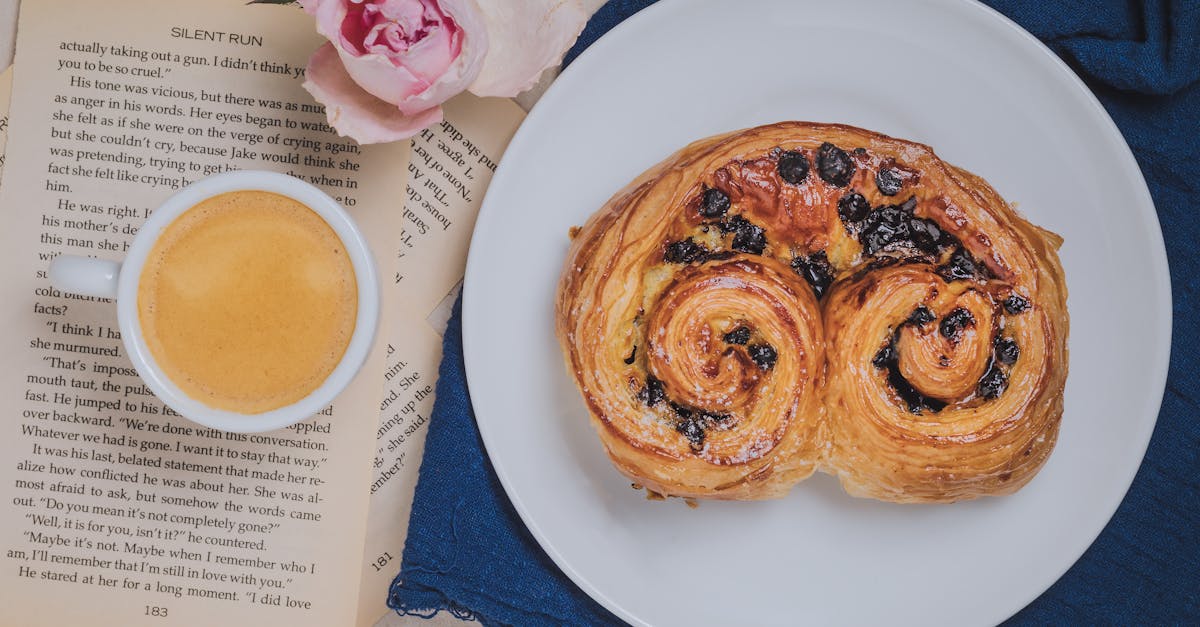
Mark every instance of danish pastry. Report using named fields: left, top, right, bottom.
left=555, top=122, right=1068, bottom=503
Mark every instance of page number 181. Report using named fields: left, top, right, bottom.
left=370, top=551, right=394, bottom=572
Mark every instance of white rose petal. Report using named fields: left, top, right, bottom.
left=467, top=0, right=589, bottom=97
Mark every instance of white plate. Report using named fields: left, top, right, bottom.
left=462, top=0, right=1171, bottom=625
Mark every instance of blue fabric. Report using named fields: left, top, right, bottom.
left=386, top=297, right=618, bottom=626
left=390, top=1, right=1200, bottom=624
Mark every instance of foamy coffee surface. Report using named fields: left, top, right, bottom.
left=138, top=191, right=357, bottom=414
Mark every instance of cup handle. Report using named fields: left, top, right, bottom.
left=48, top=255, right=122, bottom=300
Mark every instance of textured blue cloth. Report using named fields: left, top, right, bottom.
left=389, top=1, right=1200, bottom=624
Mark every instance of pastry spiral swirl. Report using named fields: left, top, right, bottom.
left=556, top=122, right=1068, bottom=502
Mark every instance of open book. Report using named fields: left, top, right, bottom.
left=0, top=1, right=523, bottom=625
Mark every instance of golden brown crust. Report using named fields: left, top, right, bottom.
left=555, top=122, right=1068, bottom=502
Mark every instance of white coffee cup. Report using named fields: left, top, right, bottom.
left=48, top=170, right=380, bottom=433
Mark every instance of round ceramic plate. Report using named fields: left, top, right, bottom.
left=462, top=0, right=1171, bottom=625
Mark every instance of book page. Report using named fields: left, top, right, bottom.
left=0, top=0, right=14, bottom=70
left=362, top=93, right=524, bottom=623
left=393, top=94, right=525, bottom=320
left=0, top=66, right=9, bottom=176
left=0, top=2, right=408, bottom=625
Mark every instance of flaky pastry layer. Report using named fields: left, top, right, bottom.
left=555, top=122, right=1068, bottom=502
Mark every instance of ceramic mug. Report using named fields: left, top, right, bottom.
left=48, top=170, right=379, bottom=433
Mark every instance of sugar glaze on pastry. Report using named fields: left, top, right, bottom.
left=555, top=122, right=1068, bottom=503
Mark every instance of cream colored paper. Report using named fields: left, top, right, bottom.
left=0, top=1, right=15, bottom=71
left=0, top=66, right=10, bottom=177
left=0, top=4, right=528, bottom=625
left=0, top=2, right=408, bottom=625
left=360, top=93, right=524, bottom=623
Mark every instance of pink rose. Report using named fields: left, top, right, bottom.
left=300, top=0, right=488, bottom=143
left=299, top=0, right=587, bottom=144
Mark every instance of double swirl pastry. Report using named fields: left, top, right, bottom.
left=556, top=122, right=1068, bottom=502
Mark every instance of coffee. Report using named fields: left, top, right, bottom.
left=137, top=191, right=357, bottom=414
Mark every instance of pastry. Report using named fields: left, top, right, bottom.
left=555, top=122, right=1068, bottom=503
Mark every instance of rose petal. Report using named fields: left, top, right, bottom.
left=301, top=0, right=351, bottom=49
left=325, top=0, right=485, bottom=116
left=337, top=46, right=432, bottom=106
left=375, top=0, right=426, bottom=27
left=467, top=0, right=588, bottom=97
left=392, top=0, right=488, bottom=110
left=303, top=42, right=442, bottom=144
left=393, top=13, right=457, bottom=82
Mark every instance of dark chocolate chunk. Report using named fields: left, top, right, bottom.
left=718, top=215, right=744, bottom=233
left=675, top=416, right=706, bottom=450
left=1003, top=294, right=1030, bottom=314
left=702, top=411, right=731, bottom=423
left=995, top=336, right=1020, bottom=365
left=859, top=205, right=912, bottom=254
left=732, top=227, right=767, bottom=255
left=888, top=365, right=948, bottom=414
left=978, top=362, right=1008, bottom=399
left=876, top=204, right=907, bottom=224
left=777, top=150, right=810, bottom=185
left=872, top=341, right=895, bottom=369
left=723, top=326, right=751, bottom=345
left=908, top=218, right=943, bottom=254
left=791, top=251, right=834, bottom=299
left=876, top=168, right=903, bottom=196
left=838, top=192, right=871, bottom=223
left=747, top=343, right=777, bottom=370
left=937, top=224, right=959, bottom=248
left=670, top=402, right=693, bottom=418
left=623, top=345, right=637, bottom=365
left=664, top=238, right=708, bottom=264
left=860, top=225, right=896, bottom=255
left=816, top=142, right=855, bottom=187
left=937, top=248, right=979, bottom=281
left=939, top=307, right=976, bottom=341
left=907, top=306, right=936, bottom=327
left=638, top=375, right=665, bottom=406
left=700, top=188, right=730, bottom=218
left=722, top=215, right=767, bottom=255
left=872, top=331, right=946, bottom=414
